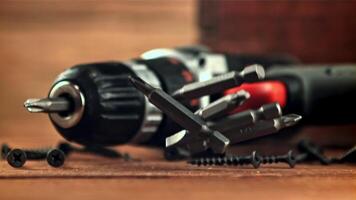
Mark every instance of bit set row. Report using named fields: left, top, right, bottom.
left=129, top=64, right=302, bottom=159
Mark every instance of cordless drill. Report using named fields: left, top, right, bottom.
left=24, top=48, right=298, bottom=147
left=24, top=48, right=356, bottom=148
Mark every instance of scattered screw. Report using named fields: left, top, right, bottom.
left=298, top=140, right=331, bottom=165
left=46, top=149, right=66, bottom=167
left=243, top=151, right=261, bottom=168
left=188, top=151, right=261, bottom=168
left=259, top=150, right=297, bottom=168
left=24, top=149, right=50, bottom=160
left=188, top=151, right=297, bottom=168
left=6, top=149, right=27, bottom=168
left=3, top=145, right=65, bottom=168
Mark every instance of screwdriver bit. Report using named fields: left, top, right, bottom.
left=166, top=103, right=283, bottom=158
left=165, top=129, right=215, bottom=156
left=24, top=98, right=70, bottom=113
left=172, top=64, right=265, bottom=100
left=208, top=103, right=282, bottom=132
left=195, top=90, right=250, bottom=120
left=129, top=76, right=230, bottom=154
left=224, top=114, right=302, bottom=144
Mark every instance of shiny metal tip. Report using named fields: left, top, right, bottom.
left=241, top=64, right=266, bottom=81
left=281, top=114, right=302, bottom=127
left=24, top=98, right=70, bottom=113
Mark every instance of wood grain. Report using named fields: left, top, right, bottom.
left=0, top=150, right=355, bottom=200
left=0, top=0, right=197, bottom=143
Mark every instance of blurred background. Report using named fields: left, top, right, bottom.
left=0, top=1, right=197, bottom=146
left=1, top=0, right=356, bottom=148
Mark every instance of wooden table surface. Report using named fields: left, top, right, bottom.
left=0, top=1, right=355, bottom=199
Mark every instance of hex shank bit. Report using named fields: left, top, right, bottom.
left=208, top=103, right=282, bottom=132
left=166, top=130, right=210, bottom=156
left=129, top=76, right=230, bottom=154
left=172, top=64, right=265, bottom=100
left=195, top=90, right=250, bottom=120
left=224, top=114, right=302, bottom=144
left=24, top=98, right=70, bottom=113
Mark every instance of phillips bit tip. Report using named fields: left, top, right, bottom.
left=24, top=98, right=70, bottom=113
left=196, top=90, right=250, bottom=120
left=281, top=114, right=302, bottom=127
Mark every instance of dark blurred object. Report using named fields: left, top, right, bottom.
left=198, top=1, right=356, bottom=63
left=227, top=65, right=356, bottom=124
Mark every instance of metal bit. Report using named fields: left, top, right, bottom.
left=195, top=90, right=250, bottom=120
left=166, top=130, right=210, bottom=156
left=172, top=64, right=265, bottom=100
left=24, top=98, right=70, bottom=113
left=129, top=76, right=230, bottom=154
left=224, top=114, right=302, bottom=144
left=208, top=103, right=282, bottom=132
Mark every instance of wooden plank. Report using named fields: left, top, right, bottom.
left=0, top=154, right=355, bottom=200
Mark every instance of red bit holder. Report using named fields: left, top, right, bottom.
left=225, top=81, right=287, bottom=113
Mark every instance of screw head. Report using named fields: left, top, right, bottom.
left=251, top=151, right=261, bottom=169
left=7, top=149, right=27, bottom=168
left=286, top=150, right=297, bottom=168
left=46, top=149, right=65, bottom=167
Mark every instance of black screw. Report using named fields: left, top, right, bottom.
left=242, top=151, right=261, bottom=168
left=46, top=149, right=65, bottom=167
left=188, top=151, right=261, bottom=168
left=2, top=144, right=65, bottom=168
left=259, top=150, right=297, bottom=168
left=2, top=144, right=50, bottom=160
left=298, top=140, right=330, bottom=165
left=6, top=149, right=27, bottom=168
left=24, top=149, right=49, bottom=160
